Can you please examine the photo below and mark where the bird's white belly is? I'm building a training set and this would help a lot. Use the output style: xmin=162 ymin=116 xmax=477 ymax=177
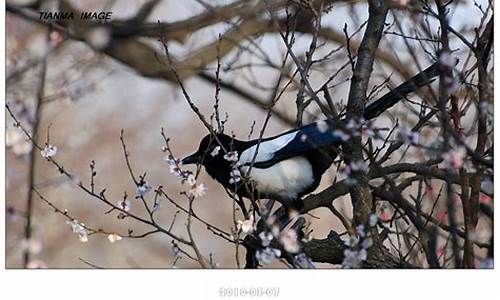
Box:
xmin=240 ymin=156 xmax=314 ymax=200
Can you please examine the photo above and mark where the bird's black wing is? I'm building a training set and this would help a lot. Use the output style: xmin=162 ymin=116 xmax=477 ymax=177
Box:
xmin=246 ymin=120 xmax=342 ymax=168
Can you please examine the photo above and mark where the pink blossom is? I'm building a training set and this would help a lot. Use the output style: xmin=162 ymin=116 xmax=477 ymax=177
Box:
xmin=436 ymin=246 xmax=447 ymax=258
xmin=26 ymin=260 xmax=48 ymax=269
xmin=378 ymin=210 xmax=391 ymax=222
xmin=437 ymin=211 xmax=447 ymax=224
xmin=479 ymin=194 xmax=492 ymax=205
xmin=391 ymin=0 xmax=410 ymax=8
xmin=442 ymin=147 xmax=466 ymax=169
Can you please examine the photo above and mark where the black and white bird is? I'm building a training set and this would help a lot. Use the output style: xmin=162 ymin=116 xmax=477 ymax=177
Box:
xmin=182 ymin=63 xmax=439 ymax=211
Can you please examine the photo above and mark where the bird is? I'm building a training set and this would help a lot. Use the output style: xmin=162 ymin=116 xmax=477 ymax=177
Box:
xmin=181 ymin=63 xmax=440 ymax=212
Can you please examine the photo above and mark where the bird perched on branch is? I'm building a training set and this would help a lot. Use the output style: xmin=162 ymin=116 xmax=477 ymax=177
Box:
xmin=182 ymin=63 xmax=440 ymax=211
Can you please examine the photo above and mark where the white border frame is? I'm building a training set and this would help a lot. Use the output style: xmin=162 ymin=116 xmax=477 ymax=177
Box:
xmin=1 ymin=4 xmax=499 ymax=300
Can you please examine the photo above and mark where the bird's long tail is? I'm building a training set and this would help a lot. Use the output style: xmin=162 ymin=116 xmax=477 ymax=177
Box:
xmin=363 ymin=62 xmax=440 ymax=120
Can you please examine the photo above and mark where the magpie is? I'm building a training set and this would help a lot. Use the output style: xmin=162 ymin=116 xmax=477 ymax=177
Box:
xmin=182 ymin=63 xmax=439 ymax=211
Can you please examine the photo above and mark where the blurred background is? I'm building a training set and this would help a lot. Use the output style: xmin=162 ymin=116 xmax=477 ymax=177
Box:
xmin=5 ymin=0 xmax=492 ymax=268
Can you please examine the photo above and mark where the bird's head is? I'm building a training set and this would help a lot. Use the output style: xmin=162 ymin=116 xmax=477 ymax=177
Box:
xmin=181 ymin=133 xmax=234 ymax=166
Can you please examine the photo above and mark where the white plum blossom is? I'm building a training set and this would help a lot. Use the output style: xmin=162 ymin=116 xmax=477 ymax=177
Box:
xmin=165 ymin=156 xmax=180 ymax=166
xmin=438 ymin=52 xmax=459 ymax=93
xmin=66 ymin=219 xmax=89 ymax=242
xmin=85 ymin=26 xmax=111 ymax=50
xmin=279 ymin=228 xmax=300 ymax=253
xmin=442 ymin=146 xmax=467 ymax=169
xmin=343 ymin=248 xmax=368 ymax=268
xmin=20 ymin=238 xmax=42 ymax=255
xmin=172 ymin=243 xmax=182 ymax=259
xmin=398 ymin=126 xmax=419 ymax=145
xmin=345 ymin=118 xmax=365 ymax=137
xmin=165 ymin=154 xmax=208 ymax=199
xmin=362 ymin=237 xmax=373 ymax=249
xmin=346 ymin=118 xmax=360 ymax=131
xmin=339 ymin=160 xmax=368 ymax=180
xmin=229 ymin=168 xmax=242 ymax=184
xmin=369 ymin=213 xmax=378 ymax=227
xmin=256 ymin=247 xmax=281 ymax=264
xmin=349 ymin=160 xmax=368 ymax=173
xmin=186 ymin=174 xmax=196 ymax=186
xmin=358 ymin=248 xmax=368 ymax=260
xmin=259 ymin=231 xmax=274 ymax=247
xmin=169 ymin=164 xmax=182 ymax=177
xmin=210 ymin=146 xmax=221 ymax=157
xmin=316 ymin=120 xmax=329 ymax=133
xmin=13 ymin=140 xmax=32 ymax=156
xmin=117 ymin=199 xmax=131 ymax=212
xmin=107 ymin=233 xmax=122 ymax=243
xmin=189 ymin=183 xmax=207 ymax=198
xmin=6 ymin=128 xmax=23 ymax=147
xmin=479 ymin=101 xmax=491 ymax=114
xmin=345 ymin=235 xmax=359 ymax=247
xmin=165 ymin=156 xmax=184 ymax=178
xmin=356 ymin=224 xmax=366 ymax=238
xmin=28 ymin=33 xmax=50 ymax=58
xmin=271 ymin=224 xmax=280 ymax=238
xmin=237 ymin=215 xmax=255 ymax=234
xmin=6 ymin=128 xmax=32 ymax=156
xmin=481 ymin=179 xmax=494 ymax=196
xmin=338 ymin=164 xmax=353 ymax=182
xmin=467 ymin=231 xmax=477 ymax=243
xmin=425 ymin=138 xmax=444 ymax=159
xmin=136 ymin=181 xmax=152 ymax=197
xmin=41 ymin=144 xmax=57 ymax=158
xmin=332 ymin=129 xmax=350 ymax=142
xmin=78 ymin=231 xmax=88 ymax=242
xmin=478 ymin=258 xmax=494 ymax=269
xmin=294 ymin=253 xmax=316 ymax=269
xmin=342 ymin=217 xmax=377 ymax=268
xmin=223 ymin=151 xmax=239 ymax=162
xmin=265 ymin=215 xmax=277 ymax=226
xmin=443 ymin=75 xmax=459 ymax=94
xmin=169 ymin=164 xmax=178 ymax=174
xmin=152 ymin=200 xmax=164 ymax=212
xmin=361 ymin=125 xmax=375 ymax=138
xmin=438 ymin=51 xmax=457 ymax=69
xmin=340 ymin=160 xmax=369 ymax=184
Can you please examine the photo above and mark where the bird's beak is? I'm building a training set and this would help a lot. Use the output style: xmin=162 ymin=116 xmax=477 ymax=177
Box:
xmin=181 ymin=153 xmax=200 ymax=165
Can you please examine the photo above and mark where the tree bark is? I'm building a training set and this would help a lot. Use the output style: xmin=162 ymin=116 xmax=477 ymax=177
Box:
xmin=343 ymin=0 xmax=389 ymax=225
